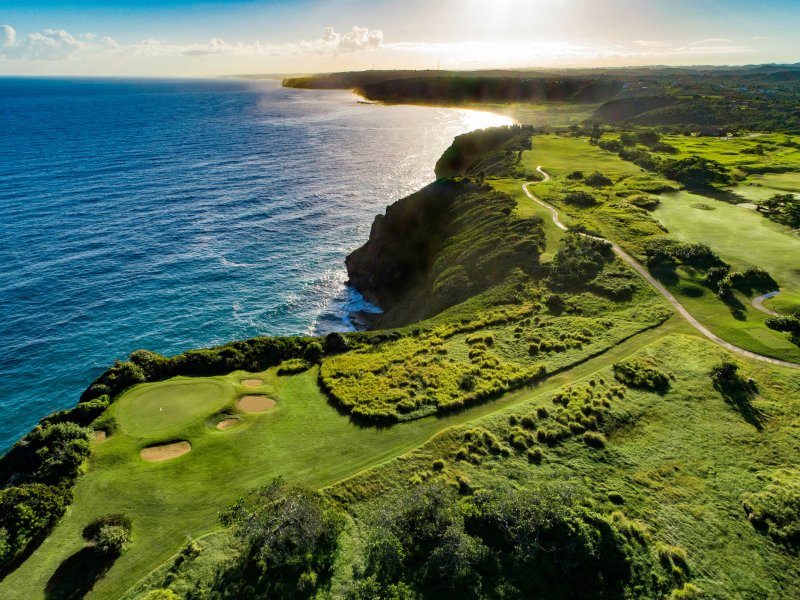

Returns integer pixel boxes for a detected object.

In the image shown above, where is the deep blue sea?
[0,78,510,451]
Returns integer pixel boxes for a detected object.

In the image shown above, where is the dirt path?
[523,167,800,370]
[751,291,781,317]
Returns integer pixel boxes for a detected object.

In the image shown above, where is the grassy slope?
[127,333,800,599]
[653,190,800,359]
[2,318,687,600]
[329,334,800,599]
[515,134,800,360]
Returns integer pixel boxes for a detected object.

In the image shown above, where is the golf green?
[115,378,234,439]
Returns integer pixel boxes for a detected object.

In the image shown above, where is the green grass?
[328,334,800,599]
[488,177,564,260]
[649,133,800,172]
[2,317,686,600]
[654,191,800,308]
[114,379,234,439]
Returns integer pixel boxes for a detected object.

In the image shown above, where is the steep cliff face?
[346,177,545,328]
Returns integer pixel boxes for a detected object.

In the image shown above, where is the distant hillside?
[353,76,623,106]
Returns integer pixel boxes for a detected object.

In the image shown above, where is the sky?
[1,0,799,76]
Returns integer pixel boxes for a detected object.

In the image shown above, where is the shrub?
[585,171,612,187]
[550,233,613,287]
[277,358,311,375]
[613,358,670,392]
[563,191,598,207]
[659,156,730,188]
[0,484,71,571]
[583,431,607,448]
[566,170,584,180]
[218,478,346,598]
[83,514,132,555]
[721,267,777,295]
[629,194,660,210]
[323,332,350,354]
[741,476,800,549]
[527,447,543,463]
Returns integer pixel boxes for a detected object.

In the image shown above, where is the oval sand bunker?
[241,379,263,388]
[140,441,192,462]
[237,395,276,413]
[216,418,240,430]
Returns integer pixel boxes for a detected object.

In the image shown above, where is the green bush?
[585,171,612,187]
[583,431,607,448]
[741,476,800,549]
[613,358,670,392]
[628,194,661,211]
[217,478,346,599]
[277,358,312,375]
[563,191,598,207]
[0,484,71,572]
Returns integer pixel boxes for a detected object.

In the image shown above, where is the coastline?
[0,79,512,455]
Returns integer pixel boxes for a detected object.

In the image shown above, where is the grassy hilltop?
[3,82,800,599]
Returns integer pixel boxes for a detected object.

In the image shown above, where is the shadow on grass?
[44,547,117,600]
[713,378,764,430]
[648,264,679,287]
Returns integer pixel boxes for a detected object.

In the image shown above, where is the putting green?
[115,378,234,439]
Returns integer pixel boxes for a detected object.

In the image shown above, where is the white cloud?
[0,25,384,62]
[632,40,670,48]
[1,25,15,48]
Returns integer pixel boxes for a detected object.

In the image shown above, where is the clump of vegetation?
[82,514,132,555]
[276,358,311,375]
[719,267,777,296]
[643,239,725,269]
[348,481,680,599]
[710,361,762,428]
[613,358,670,392]
[660,156,730,188]
[757,193,800,228]
[583,431,607,448]
[741,473,800,550]
[629,194,661,211]
[0,484,72,573]
[765,315,800,346]
[215,479,346,599]
[563,190,598,207]
[585,171,613,187]
[550,232,613,287]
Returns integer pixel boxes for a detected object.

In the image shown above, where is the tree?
[757,193,800,228]
[83,514,132,555]
[659,156,730,188]
[217,478,346,599]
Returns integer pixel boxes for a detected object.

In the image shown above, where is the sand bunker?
[216,418,240,430]
[241,379,263,388]
[237,395,276,413]
[140,441,192,462]
[93,430,107,442]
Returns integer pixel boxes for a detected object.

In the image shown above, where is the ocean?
[0,77,510,452]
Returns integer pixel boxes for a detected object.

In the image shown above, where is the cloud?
[632,40,670,48]
[321,26,383,54]
[1,24,15,48]
[0,25,383,62]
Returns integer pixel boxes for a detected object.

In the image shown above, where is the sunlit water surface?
[0,78,511,451]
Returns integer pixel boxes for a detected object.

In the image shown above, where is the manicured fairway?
[654,191,800,298]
